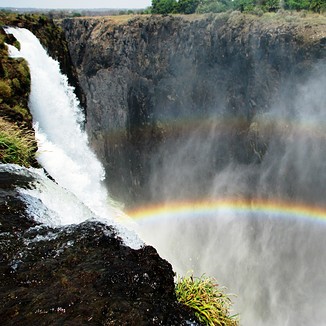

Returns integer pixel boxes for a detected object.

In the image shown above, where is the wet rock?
[0,166,200,325]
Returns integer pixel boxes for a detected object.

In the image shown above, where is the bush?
[151,0,177,14]
[264,0,280,11]
[11,77,20,90]
[232,0,255,12]
[196,0,229,13]
[175,274,239,326]
[12,104,30,121]
[16,59,30,86]
[0,79,12,102]
[284,0,310,10]
[175,0,200,14]
[310,0,326,13]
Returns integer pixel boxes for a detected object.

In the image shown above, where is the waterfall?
[5,27,142,249]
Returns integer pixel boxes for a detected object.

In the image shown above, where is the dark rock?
[0,166,200,325]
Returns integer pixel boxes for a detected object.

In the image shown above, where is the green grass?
[175,273,239,326]
[0,117,36,166]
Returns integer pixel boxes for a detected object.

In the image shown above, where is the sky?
[0,0,152,9]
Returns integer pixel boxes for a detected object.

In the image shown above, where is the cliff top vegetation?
[67,10,326,47]
[149,0,326,14]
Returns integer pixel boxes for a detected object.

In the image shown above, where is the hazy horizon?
[0,0,151,9]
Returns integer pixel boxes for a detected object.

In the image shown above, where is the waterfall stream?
[4,27,326,325]
[5,27,142,249]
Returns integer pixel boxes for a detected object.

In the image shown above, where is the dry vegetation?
[0,117,36,166]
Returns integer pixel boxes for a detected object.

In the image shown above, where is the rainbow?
[126,198,326,224]
[101,115,326,143]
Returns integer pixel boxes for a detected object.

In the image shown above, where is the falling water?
[5,27,142,249]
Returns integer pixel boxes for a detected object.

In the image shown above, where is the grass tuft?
[0,117,36,166]
[175,273,239,326]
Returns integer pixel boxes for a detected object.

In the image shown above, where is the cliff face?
[62,13,326,206]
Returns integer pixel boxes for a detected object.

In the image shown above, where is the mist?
[134,62,326,325]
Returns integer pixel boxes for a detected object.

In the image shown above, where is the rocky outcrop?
[0,165,199,325]
[62,13,326,206]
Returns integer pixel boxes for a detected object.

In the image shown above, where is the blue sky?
[0,0,152,9]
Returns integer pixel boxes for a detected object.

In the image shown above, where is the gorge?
[1,11,326,325]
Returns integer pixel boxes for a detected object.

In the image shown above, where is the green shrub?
[264,0,280,11]
[196,0,229,13]
[13,40,21,50]
[0,33,5,46]
[0,117,36,166]
[175,274,239,326]
[12,104,30,121]
[16,59,30,86]
[310,0,326,13]
[0,79,12,102]
[11,77,21,90]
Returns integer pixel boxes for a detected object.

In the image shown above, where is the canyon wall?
[62,13,326,206]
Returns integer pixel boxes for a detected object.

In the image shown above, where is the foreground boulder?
[0,165,199,325]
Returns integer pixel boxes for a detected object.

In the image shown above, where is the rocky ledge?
[0,165,199,325]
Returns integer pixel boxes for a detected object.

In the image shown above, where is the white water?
[5,28,142,249]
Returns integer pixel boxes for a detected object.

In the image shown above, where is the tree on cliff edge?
[151,0,200,14]
[196,0,233,12]
[175,0,200,13]
[151,0,326,13]
[151,0,177,14]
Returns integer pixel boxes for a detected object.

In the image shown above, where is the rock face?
[0,165,199,325]
[62,13,326,206]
